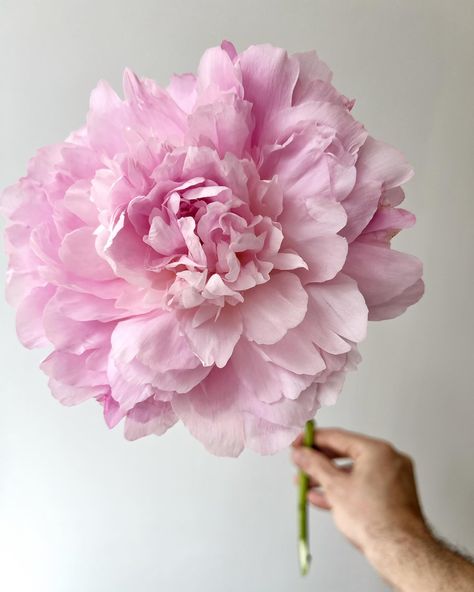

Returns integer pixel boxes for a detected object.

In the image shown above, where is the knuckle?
[303,456,321,476]
[324,480,336,495]
[299,456,314,472]
[325,475,345,496]
[376,440,396,458]
[306,462,320,478]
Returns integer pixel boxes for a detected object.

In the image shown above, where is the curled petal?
[40,350,107,388]
[343,240,423,320]
[124,397,178,440]
[305,273,368,355]
[59,227,116,280]
[280,195,348,283]
[197,45,243,96]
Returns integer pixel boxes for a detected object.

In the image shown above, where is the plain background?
[0,1,473,591]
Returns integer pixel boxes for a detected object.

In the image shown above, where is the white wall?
[0,1,473,591]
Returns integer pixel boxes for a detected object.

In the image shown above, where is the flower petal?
[239,43,299,142]
[40,350,107,388]
[180,305,243,368]
[166,73,197,114]
[343,239,423,319]
[124,397,178,440]
[341,137,414,243]
[231,340,314,402]
[259,323,326,375]
[111,312,201,373]
[368,278,425,321]
[280,195,348,283]
[243,417,301,455]
[48,379,108,406]
[16,285,56,348]
[305,273,368,355]
[59,227,116,280]
[111,311,211,394]
[240,272,308,345]
[172,364,245,457]
[43,298,114,354]
[197,45,243,95]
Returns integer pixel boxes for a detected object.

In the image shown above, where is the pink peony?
[1,41,423,456]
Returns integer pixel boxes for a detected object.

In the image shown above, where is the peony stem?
[298,419,315,576]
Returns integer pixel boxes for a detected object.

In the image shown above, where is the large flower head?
[1,41,423,455]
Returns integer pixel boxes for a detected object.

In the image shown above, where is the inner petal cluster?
[102,148,300,311]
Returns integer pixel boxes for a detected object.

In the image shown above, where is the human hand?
[291,427,429,557]
[292,427,474,592]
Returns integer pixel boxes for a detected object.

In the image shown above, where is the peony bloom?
[1,41,423,456]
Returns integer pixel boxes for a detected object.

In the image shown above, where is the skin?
[291,427,474,591]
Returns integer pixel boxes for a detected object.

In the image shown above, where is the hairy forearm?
[364,521,474,592]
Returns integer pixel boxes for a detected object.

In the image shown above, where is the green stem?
[298,419,315,576]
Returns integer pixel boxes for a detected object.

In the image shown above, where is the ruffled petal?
[305,273,368,355]
[368,278,425,321]
[187,96,253,159]
[171,364,245,457]
[343,240,423,320]
[111,311,211,394]
[42,298,114,354]
[86,80,130,157]
[59,227,116,281]
[363,207,416,240]
[239,43,299,142]
[122,68,187,141]
[166,73,197,114]
[231,340,313,403]
[48,379,109,406]
[111,311,201,373]
[240,271,308,345]
[40,350,108,388]
[179,304,243,368]
[124,397,178,440]
[279,194,348,283]
[51,288,131,323]
[101,210,155,287]
[259,323,326,375]
[243,416,301,455]
[196,45,243,96]
[341,137,414,243]
[243,382,320,433]
[16,285,56,348]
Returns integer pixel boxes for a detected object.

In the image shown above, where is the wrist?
[362,513,432,569]
[362,517,474,592]
[362,516,437,591]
